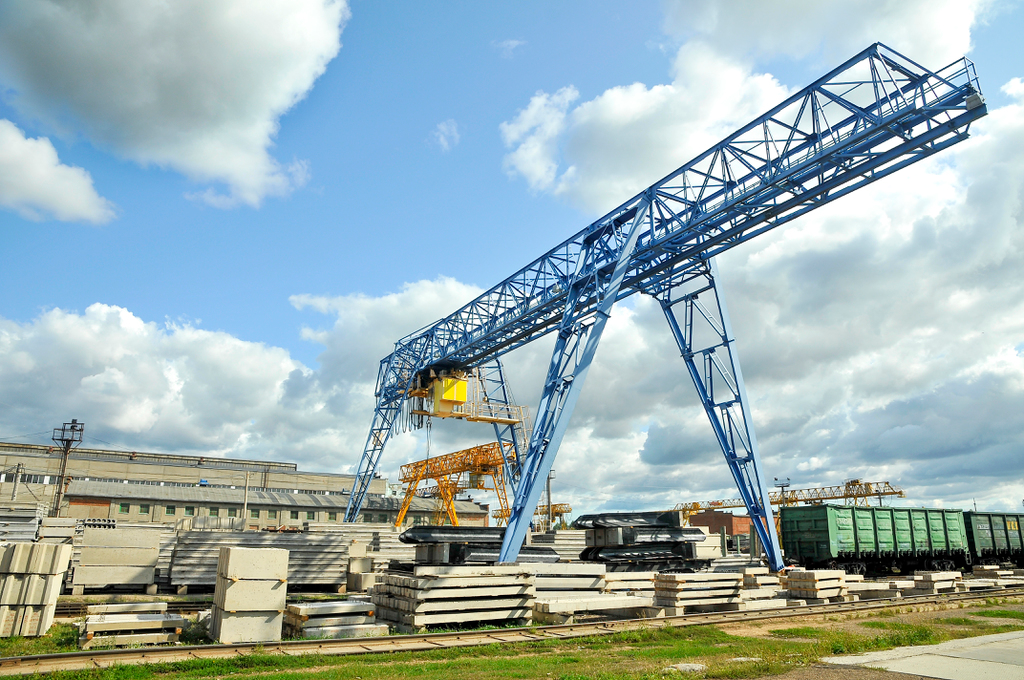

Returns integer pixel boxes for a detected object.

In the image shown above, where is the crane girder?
[344,44,987,571]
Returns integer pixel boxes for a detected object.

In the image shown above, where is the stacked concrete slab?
[211,547,288,644]
[0,506,44,543]
[735,567,789,610]
[172,532,346,592]
[783,569,850,603]
[373,564,533,632]
[0,542,72,637]
[304,523,417,565]
[654,573,743,613]
[345,546,377,593]
[905,571,964,595]
[529,530,587,561]
[603,571,655,596]
[79,602,185,649]
[72,526,161,594]
[284,600,386,639]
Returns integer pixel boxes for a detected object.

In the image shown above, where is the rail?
[8,587,1022,676]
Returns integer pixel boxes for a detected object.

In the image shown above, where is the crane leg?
[655,258,784,571]
[479,360,525,492]
[499,197,651,562]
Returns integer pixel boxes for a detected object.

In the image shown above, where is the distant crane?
[345,44,987,571]
[673,479,906,523]
[394,442,511,527]
[491,503,572,529]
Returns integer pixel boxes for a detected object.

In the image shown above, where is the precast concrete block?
[211,608,283,644]
[214,577,287,612]
[0,605,55,637]
[72,566,155,586]
[347,557,372,574]
[82,527,161,549]
[0,543,72,575]
[217,547,288,581]
[79,547,159,567]
[0,574,61,606]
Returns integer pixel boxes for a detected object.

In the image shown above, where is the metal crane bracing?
[344,44,987,571]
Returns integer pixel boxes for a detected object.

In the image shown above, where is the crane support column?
[656,258,783,570]
[478,359,526,491]
[499,196,651,562]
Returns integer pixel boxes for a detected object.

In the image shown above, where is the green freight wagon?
[964,511,1024,566]
[780,504,969,574]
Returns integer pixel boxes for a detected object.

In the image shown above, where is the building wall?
[689,509,752,536]
[64,495,488,529]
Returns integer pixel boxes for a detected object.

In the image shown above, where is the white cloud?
[493,39,526,59]
[0,0,348,208]
[662,0,988,67]
[500,86,579,193]
[0,119,115,223]
[432,119,460,152]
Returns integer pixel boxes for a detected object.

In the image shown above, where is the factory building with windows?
[0,442,490,528]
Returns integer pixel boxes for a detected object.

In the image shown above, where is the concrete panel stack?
[284,601,386,639]
[524,562,606,600]
[345,545,377,593]
[172,532,349,592]
[79,602,185,649]
[38,518,76,543]
[373,564,533,633]
[529,530,588,561]
[304,523,417,566]
[210,547,288,644]
[784,569,850,603]
[653,573,743,613]
[602,571,655,596]
[736,566,789,610]
[72,526,161,594]
[0,543,72,637]
[906,571,964,595]
[0,505,44,543]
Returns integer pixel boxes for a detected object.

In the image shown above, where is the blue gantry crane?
[344,44,987,571]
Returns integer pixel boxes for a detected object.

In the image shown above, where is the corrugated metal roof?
[66,480,487,514]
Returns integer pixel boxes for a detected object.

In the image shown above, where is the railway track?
[9,588,1023,677]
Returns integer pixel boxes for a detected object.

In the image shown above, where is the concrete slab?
[214,577,287,611]
[824,630,1024,680]
[217,547,289,581]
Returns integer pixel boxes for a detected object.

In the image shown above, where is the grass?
[971,609,1024,621]
[0,622,79,658]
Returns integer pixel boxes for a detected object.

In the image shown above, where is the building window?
[290,510,299,520]
[268,510,278,520]
[210,508,220,517]
[184,506,195,517]
[227,508,237,518]
[118,503,130,514]
[250,509,259,519]
[138,504,150,515]
[306,511,315,520]
[362,513,372,523]
[328,512,337,521]
[165,506,176,515]
[379,514,388,523]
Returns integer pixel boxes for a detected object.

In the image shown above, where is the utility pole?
[10,463,22,501]
[546,469,555,531]
[50,419,84,517]
[242,471,250,531]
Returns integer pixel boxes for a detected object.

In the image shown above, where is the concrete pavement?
[823,630,1024,680]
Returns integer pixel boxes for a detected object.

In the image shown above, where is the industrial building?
[0,442,489,528]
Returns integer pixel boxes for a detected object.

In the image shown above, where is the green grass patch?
[0,622,79,657]
[934,617,990,626]
[973,609,1024,621]
[770,627,823,639]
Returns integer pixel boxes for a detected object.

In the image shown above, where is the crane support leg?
[479,360,525,491]
[656,258,784,571]
[499,196,651,562]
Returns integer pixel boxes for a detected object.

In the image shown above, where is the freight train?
[780,504,1024,575]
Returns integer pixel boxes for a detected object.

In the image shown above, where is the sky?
[1,0,1023,520]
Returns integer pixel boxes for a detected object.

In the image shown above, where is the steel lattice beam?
[344,44,987,570]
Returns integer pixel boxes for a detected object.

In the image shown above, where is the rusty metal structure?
[491,503,572,528]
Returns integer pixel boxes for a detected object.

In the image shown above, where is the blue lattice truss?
[344,44,986,570]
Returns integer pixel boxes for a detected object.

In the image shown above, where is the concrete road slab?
[824,631,1024,680]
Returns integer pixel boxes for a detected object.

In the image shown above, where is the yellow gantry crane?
[394,442,512,527]
[491,503,572,528]
[673,479,906,523]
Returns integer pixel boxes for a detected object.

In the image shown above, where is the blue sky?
[1,1,1023,517]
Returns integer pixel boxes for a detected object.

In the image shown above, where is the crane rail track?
[8,587,1023,676]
